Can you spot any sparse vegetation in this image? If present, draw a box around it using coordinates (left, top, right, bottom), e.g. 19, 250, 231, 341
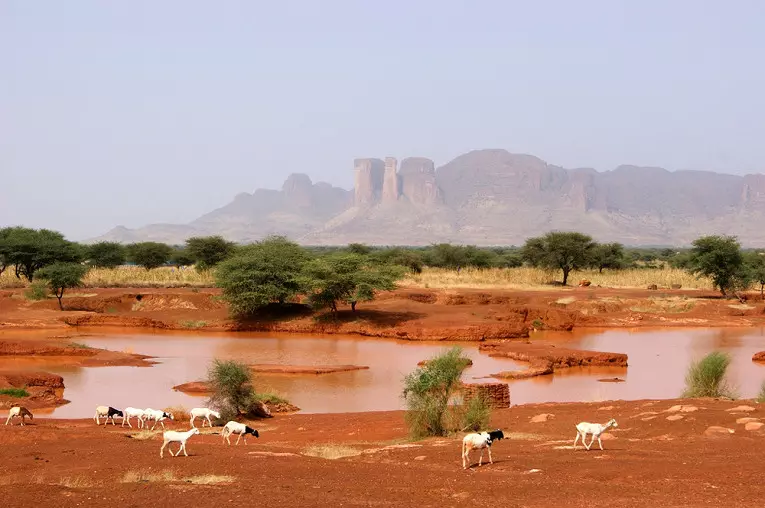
0, 388, 30, 398
207, 359, 254, 419
458, 393, 492, 432
67, 342, 92, 349
181, 320, 207, 329
682, 351, 737, 399
402, 347, 472, 438
24, 280, 49, 300
756, 381, 765, 403
302, 444, 364, 460
120, 469, 235, 485
127, 430, 162, 440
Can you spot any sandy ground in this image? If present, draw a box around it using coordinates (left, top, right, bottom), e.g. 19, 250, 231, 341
1, 399, 764, 507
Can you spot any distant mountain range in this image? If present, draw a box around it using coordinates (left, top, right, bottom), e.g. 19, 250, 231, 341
90, 149, 765, 246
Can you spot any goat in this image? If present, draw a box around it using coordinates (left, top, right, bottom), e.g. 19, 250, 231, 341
94, 405, 123, 426
461, 429, 504, 469
5, 406, 34, 426
189, 407, 220, 428
573, 418, 618, 451
122, 407, 146, 428
143, 408, 174, 430
221, 421, 259, 445
160, 428, 200, 458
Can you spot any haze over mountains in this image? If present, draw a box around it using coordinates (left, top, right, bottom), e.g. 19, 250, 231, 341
92, 149, 765, 247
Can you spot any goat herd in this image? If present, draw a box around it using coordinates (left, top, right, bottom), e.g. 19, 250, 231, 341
5, 403, 618, 468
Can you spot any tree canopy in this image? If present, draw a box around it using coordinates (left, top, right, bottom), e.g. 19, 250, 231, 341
521, 231, 596, 285
36, 262, 89, 310
686, 235, 748, 296
185, 236, 236, 269
127, 242, 173, 270
86, 242, 126, 269
214, 236, 309, 316
590, 242, 625, 273
299, 253, 404, 313
0, 227, 82, 281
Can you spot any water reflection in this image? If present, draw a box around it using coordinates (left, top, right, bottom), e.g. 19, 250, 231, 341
2, 327, 764, 417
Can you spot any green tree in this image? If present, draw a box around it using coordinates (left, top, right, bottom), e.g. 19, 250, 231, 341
0, 227, 82, 281
370, 248, 424, 274
347, 243, 372, 256
127, 242, 172, 270
86, 242, 126, 268
206, 359, 255, 420
299, 253, 404, 314
185, 236, 236, 269
170, 247, 196, 268
0, 227, 10, 276
36, 262, 89, 310
214, 236, 309, 316
521, 231, 596, 285
744, 251, 765, 299
402, 347, 473, 438
591, 242, 625, 273
686, 235, 748, 297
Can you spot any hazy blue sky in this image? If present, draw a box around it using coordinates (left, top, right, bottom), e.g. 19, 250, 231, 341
2, 0, 764, 240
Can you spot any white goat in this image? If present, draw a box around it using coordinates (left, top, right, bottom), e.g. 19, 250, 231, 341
160, 428, 200, 458
122, 407, 146, 428
573, 418, 618, 451
94, 406, 123, 426
189, 407, 220, 428
5, 406, 34, 426
221, 421, 259, 445
461, 429, 504, 469
143, 408, 174, 430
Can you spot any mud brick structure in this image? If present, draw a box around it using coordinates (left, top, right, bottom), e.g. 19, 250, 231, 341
460, 382, 510, 409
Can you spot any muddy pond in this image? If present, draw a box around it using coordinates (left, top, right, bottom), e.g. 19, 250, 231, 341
4, 327, 765, 418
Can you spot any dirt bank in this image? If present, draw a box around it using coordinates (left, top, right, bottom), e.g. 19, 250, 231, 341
249, 364, 370, 374
0, 371, 69, 409
1, 398, 763, 507
0, 337, 155, 368
3, 286, 765, 340
480, 341, 629, 379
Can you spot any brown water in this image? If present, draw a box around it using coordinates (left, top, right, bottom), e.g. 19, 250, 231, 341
2, 327, 764, 417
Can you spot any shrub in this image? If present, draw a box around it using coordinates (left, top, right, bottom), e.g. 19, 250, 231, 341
0, 388, 29, 398
459, 393, 492, 432
206, 359, 254, 420
402, 347, 471, 438
756, 381, 765, 404
682, 351, 736, 399
24, 280, 49, 300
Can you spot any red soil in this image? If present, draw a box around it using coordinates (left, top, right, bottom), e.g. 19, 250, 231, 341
0, 371, 68, 409
249, 364, 370, 374
1, 399, 764, 507
753, 351, 765, 362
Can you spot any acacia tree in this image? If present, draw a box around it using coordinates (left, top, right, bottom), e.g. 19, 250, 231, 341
521, 231, 596, 285
36, 262, 89, 310
686, 235, 749, 297
744, 251, 765, 299
299, 253, 404, 314
0, 227, 82, 281
185, 236, 236, 269
214, 236, 309, 316
591, 242, 625, 273
127, 242, 172, 270
86, 241, 126, 268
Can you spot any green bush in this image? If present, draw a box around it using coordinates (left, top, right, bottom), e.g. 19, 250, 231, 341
682, 351, 736, 399
207, 359, 254, 420
36, 262, 89, 310
0, 388, 29, 398
459, 393, 492, 432
402, 347, 472, 438
24, 280, 49, 300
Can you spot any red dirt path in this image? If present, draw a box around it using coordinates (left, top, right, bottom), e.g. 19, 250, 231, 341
1, 399, 764, 507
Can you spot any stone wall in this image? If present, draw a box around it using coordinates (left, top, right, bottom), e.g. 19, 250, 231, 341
460, 382, 510, 409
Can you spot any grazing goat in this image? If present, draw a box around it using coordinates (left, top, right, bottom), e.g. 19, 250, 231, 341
160, 428, 200, 458
189, 407, 220, 428
122, 407, 146, 428
573, 418, 618, 451
461, 429, 505, 469
94, 405, 123, 426
5, 406, 34, 426
143, 408, 174, 430
221, 421, 259, 445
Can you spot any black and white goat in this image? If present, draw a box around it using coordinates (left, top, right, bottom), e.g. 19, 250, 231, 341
143, 408, 174, 430
221, 421, 259, 445
461, 429, 504, 469
94, 405, 123, 426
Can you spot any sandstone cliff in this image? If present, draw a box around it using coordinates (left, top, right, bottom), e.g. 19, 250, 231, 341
90, 149, 765, 246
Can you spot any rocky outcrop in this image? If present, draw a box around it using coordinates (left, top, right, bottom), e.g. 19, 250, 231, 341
354, 158, 385, 206
399, 157, 443, 206
382, 157, 400, 203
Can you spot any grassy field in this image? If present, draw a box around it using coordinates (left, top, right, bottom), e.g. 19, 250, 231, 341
400, 266, 714, 290
1, 265, 713, 291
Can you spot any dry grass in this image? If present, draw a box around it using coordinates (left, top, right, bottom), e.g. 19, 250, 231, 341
127, 429, 162, 440
401, 267, 713, 290
629, 296, 697, 314
164, 405, 190, 424
120, 470, 233, 484
302, 443, 364, 460
0, 265, 214, 289
57, 476, 95, 489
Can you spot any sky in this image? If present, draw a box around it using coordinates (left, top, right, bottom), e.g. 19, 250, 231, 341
2, 0, 764, 240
